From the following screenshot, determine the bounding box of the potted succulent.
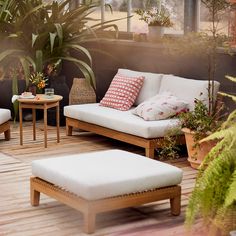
[135,4,173,39]
[185,76,236,236]
[179,99,221,169]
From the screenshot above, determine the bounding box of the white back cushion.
[159,75,220,111]
[118,69,163,105]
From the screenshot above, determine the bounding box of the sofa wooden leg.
[4,129,10,141]
[66,125,73,136]
[145,148,155,159]
[83,211,96,234]
[170,195,181,216]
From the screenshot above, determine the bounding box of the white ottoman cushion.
[32,150,183,201]
[0,108,11,125]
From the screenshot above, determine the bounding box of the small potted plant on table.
[28,72,47,95]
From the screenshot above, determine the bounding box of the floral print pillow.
[132,92,189,121]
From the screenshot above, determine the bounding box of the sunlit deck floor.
[0,121,201,236]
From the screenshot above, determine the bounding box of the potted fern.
[185,75,236,236]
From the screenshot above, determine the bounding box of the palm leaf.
[54,23,63,48]
[19,57,30,87]
[32,33,38,48]
[35,50,43,72]
[219,92,236,102]
[0,49,23,62]
[225,75,236,83]
[11,70,19,122]
[48,56,96,90]
[63,44,92,65]
[21,3,46,23]
[49,32,57,53]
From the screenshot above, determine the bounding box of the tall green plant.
[0,0,120,91]
[201,0,230,115]
[0,0,46,87]
[32,0,119,90]
[185,76,236,235]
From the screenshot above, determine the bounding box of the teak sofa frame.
[66,117,185,159]
[30,177,181,234]
[0,121,10,140]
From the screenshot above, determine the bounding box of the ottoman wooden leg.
[83,210,96,234]
[170,195,181,216]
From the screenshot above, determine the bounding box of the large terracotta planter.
[182,128,216,169]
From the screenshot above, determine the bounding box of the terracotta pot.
[182,128,216,169]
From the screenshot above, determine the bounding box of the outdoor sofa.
[0,108,11,140]
[64,69,220,158]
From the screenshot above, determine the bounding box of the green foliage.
[0,0,46,86]
[185,76,236,235]
[0,0,120,91]
[179,99,220,141]
[135,6,173,27]
[156,127,181,160]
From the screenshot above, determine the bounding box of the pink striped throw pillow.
[100,73,144,111]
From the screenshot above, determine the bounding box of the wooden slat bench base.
[30,177,181,234]
[66,117,185,159]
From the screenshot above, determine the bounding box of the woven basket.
[69,78,96,105]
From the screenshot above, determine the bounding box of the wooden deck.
[0,121,201,236]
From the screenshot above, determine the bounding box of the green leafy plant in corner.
[185,76,236,236]
[179,98,221,143]
[156,127,181,160]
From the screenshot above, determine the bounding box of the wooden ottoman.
[30,150,183,234]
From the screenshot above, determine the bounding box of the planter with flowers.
[179,99,221,169]
[135,5,173,40]
[28,72,47,95]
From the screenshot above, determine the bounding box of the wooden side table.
[18,94,63,148]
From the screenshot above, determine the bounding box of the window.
[101,0,185,34]
[198,1,229,35]
[43,0,185,35]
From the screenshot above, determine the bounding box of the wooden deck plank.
[0,121,199,235]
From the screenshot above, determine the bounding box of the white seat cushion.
[160,75,220,111]
[32,150,183,200]
[0,108,11,125]
[118,69,163,105]
[64,103,180,138]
